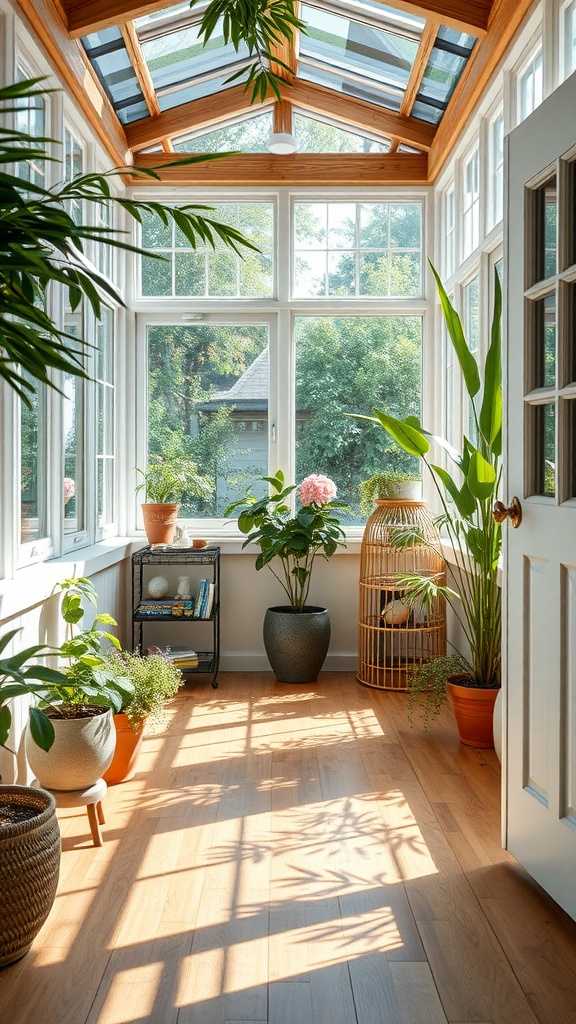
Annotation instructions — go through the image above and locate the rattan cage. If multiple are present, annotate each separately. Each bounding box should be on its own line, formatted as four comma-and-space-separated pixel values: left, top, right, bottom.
358, 500, 446, 691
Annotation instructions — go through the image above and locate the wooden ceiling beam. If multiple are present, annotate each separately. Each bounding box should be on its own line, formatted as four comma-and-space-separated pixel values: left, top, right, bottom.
17, 0, 132, 167
120, 21, 160, 116
369, 0, 491, 36
289, 80, 436, 150
125, 85, 274, 150
64, 0, 179, 38
126, 152, 429, 185
63, 0, 492, 42
428, 0, 535, 180
400, 21, 439, 117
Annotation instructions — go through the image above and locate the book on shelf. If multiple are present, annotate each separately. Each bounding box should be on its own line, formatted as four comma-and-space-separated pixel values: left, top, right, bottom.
159, 644, 199, 669
194, 579, 215, 619
136, 600, 195, 618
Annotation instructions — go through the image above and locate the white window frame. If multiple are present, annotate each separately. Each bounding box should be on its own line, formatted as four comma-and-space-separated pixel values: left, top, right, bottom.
515, 44, 544, 126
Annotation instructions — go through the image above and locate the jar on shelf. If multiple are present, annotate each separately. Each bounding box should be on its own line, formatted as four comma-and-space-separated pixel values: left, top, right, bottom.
358, 500, 446, 691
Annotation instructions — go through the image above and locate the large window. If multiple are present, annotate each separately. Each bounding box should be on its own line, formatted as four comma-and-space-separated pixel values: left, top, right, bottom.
462, 145, 479, 260
20, 376, 49, 556
293, 201, 422, 298
96, 308, 116, 531
517, 48, 543, 123
146, 322, 270, 517
294, 316, 422, 521
487, 107, 504, 231
140, 203, 274, 298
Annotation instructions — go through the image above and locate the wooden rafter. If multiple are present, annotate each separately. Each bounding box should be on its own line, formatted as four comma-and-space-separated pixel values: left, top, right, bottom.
120, 21, 160, 116
125, 152, 429, 185
369, 0, 491, 36
289, 80, 436, 150
17, 0, 131, 166
273, 101, 293, 135
400, 21, 439, 117
427, 0, 535, 180
63, 0, 493, 39
125, 85, 274, 151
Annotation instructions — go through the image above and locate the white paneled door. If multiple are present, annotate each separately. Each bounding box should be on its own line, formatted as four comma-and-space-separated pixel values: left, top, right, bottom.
505, 73, 576, 920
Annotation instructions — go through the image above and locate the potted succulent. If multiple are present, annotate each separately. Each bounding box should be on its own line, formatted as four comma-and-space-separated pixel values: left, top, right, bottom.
101, 650, 185, 784
136, 453, 213, 546
23, 577, 134, 789
359, 470, 422, 514
226, 471, 348, 682
359, 263, 502, 747
0, 629, 66, 965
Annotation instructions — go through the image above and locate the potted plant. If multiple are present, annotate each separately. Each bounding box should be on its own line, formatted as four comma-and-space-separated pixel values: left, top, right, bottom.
226, 471, 347, 682
23, 577, 134, 789
101, 650, 185, 784
0, 629, 66, 965
358, 263, 502, 747
136, 453, 213, 546
359, 470, 422, 514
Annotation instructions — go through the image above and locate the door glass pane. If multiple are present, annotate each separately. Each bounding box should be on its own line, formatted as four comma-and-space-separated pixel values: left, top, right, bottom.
147, 324, 269, 517
294, 316, 422, 524
529, 402, 556, 497
531, 293, 556, 390
544, 181, 557, 278
568, 398, 576, 499
528, 176, 557, 286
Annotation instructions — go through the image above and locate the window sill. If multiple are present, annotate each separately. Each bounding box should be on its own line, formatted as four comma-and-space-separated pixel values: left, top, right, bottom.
0, 538, 144, 625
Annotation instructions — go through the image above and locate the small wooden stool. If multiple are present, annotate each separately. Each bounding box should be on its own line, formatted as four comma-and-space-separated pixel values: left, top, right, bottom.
32, 778, 107, 846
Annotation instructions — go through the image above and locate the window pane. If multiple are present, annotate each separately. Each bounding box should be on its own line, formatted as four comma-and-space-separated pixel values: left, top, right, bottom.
16, 66, 46, 187
462, 147, 479, 259
530, 294, 556, 391
21, 376, 48, 545
64, 129, 84, 225
488, 109, 504, 230
294, 316, 422, 524
147, 324, 269, 516
293, 201, 422, 298
63, 314, 86, 535
529, 402, 556, 497
173, 112, 273, 153
96, 308, 115, 527
519, 50, 543, 122
293, 113, 389, 153
565, 0, 576, 78
140, 203, 274, 298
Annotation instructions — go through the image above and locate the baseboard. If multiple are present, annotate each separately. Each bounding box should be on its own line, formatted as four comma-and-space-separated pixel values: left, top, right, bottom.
218, 653, 358, 673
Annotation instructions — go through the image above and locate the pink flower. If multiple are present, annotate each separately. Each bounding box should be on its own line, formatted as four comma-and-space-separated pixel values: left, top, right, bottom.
298, 474, 337, 507
63, 477, 75, 505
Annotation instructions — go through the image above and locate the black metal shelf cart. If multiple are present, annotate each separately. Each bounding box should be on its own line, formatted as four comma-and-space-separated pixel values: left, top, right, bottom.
131, 546, 220, 688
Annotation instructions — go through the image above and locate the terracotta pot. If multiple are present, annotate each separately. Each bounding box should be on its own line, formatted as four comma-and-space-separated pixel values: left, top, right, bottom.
141, 503, 180, 545
25, 706, 115, 791
447, 676, 499, 748
103, 714, 145, 784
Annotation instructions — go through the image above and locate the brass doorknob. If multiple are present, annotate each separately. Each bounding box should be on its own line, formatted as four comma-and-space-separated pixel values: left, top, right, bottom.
493, 497, 522, 528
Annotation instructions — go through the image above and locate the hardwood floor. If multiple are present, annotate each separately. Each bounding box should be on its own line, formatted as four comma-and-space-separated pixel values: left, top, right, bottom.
3, 672, 576, 1023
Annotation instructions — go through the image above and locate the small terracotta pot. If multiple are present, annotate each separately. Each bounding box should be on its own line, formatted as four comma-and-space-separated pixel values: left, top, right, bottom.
103, 714, 145, 785
447, 676, 499, 748
141, 503, 180, 545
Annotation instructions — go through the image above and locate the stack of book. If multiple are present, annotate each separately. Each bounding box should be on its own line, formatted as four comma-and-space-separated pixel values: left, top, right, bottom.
163, 645, 199, 670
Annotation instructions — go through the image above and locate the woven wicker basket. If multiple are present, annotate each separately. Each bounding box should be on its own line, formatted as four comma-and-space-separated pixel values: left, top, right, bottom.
0, 785, 61, 966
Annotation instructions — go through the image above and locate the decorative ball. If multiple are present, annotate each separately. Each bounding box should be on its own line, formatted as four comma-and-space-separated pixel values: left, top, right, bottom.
381, 598, 410, 626
147, 576, 170, 599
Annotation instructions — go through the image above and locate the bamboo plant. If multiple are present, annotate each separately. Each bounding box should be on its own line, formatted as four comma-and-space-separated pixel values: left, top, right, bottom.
357, 262, 503, 691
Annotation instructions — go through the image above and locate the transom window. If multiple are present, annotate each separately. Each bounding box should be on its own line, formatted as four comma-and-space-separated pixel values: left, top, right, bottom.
293, 200, 422, 297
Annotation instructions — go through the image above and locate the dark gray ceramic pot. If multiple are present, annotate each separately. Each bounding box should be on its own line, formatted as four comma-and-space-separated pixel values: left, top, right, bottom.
263, 605, 331, 683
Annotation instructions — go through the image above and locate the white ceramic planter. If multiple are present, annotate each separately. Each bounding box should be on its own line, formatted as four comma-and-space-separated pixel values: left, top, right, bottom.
25, 707, 116, 791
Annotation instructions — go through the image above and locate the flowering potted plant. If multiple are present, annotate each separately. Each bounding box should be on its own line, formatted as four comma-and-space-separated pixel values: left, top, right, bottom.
226, 470, 347, 682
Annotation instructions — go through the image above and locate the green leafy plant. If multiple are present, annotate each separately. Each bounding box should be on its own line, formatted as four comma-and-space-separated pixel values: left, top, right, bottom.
359, 470, 421, 515
101, 651, 185, 732
191, 0, 306, 102
226, 470, 347, 610
0, 578, 133, 753
356, 262, 502, 691
0, 630, 68, 754
406, 654, 469, 727
0, 78, 257, 403
136, 454, 213, 504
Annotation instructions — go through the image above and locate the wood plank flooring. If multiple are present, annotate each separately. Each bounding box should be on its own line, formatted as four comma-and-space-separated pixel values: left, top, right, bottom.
3, 672, 576, 1023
